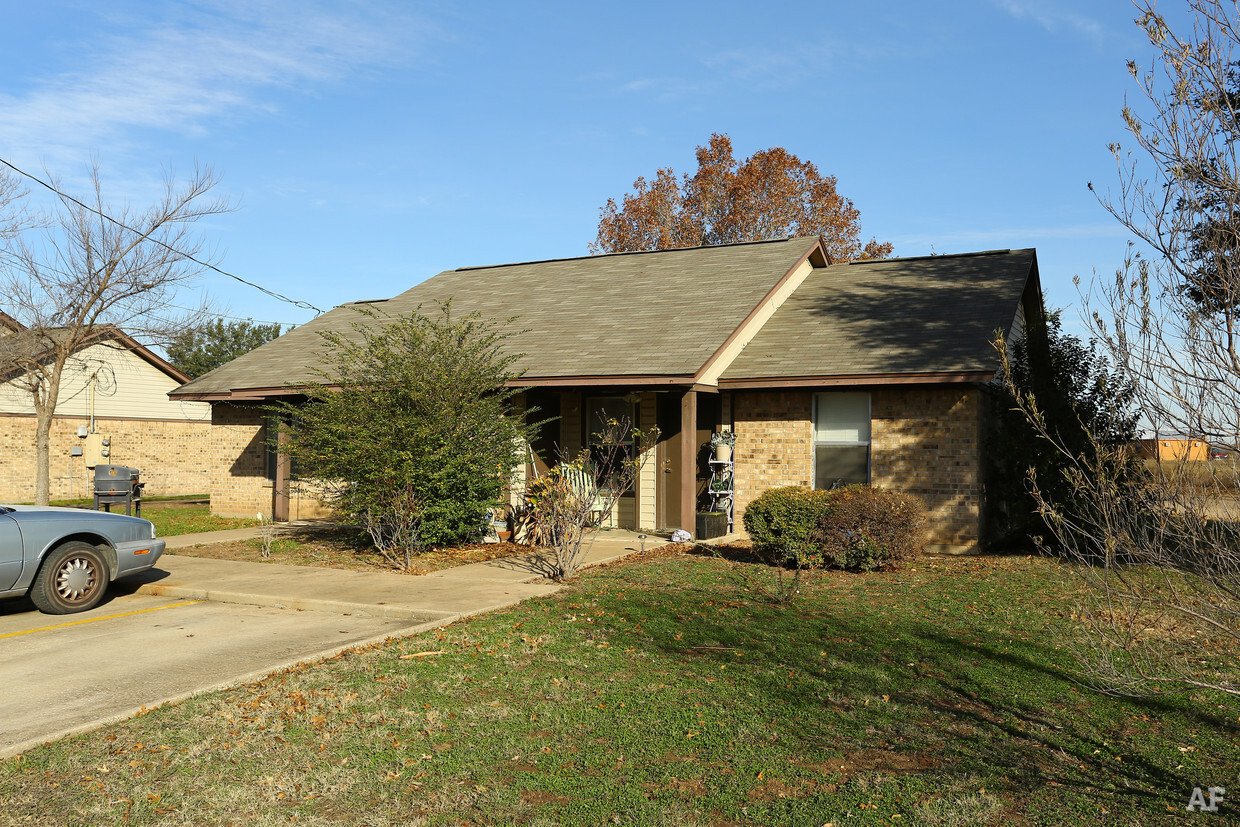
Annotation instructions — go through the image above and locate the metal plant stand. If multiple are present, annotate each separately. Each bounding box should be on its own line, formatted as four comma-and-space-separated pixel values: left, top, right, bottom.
707, 454, 735, 533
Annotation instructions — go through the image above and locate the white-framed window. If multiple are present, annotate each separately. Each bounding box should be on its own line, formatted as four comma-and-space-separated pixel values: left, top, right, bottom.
584, 396, 636, 483
813, 392, 870, 488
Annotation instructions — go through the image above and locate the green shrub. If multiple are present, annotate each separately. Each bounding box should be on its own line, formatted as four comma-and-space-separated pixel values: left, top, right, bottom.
743, 485, 926, 572
742, 486, 833, 567
815, 485, 926, 571
275, 305, 533, 554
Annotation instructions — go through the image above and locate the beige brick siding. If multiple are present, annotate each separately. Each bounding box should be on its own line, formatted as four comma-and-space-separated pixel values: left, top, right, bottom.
870, 387, 983, 551
0, 413, 211, 502
732, 386, 984, 551
207, 404, 268, 516
207, 404, 332, 521
732, 391, 814, 519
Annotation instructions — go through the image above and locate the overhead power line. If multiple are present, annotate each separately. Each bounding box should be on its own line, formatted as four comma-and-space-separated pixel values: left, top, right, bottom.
0, 248, 298, 328
0, 156, 324, 314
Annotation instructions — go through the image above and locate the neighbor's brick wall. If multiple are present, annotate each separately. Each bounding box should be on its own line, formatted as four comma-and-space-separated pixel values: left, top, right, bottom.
208, 403, 331, 521
0, 413, 211, 502
731, 387, 984, 551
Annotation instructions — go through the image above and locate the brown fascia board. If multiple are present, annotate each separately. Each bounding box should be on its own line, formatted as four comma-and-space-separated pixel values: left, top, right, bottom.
3, 324, 193, 385
718, 371, 998, 389
691, 237, 828, 384
0, 311, 25, 332
172, 385, 317, 402
177, 374, 714, 402
96, 327, 193, 385
504, 375, 699, 388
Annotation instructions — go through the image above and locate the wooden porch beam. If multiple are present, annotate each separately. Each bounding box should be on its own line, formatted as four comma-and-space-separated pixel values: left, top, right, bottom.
680, 389, 697, 536
273, 424, 290, 522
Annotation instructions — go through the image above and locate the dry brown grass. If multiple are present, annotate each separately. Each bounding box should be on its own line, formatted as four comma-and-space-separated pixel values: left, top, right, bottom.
175, 524, 525, 575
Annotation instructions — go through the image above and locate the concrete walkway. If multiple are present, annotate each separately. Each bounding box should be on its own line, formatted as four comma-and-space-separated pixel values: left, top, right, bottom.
136, 529, 663, 621
164, 525, 269, 549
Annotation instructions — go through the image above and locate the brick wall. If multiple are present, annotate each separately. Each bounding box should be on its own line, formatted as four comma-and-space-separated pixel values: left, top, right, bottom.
732, 391, 814, 520
0, 413, 211, 502
870, 387, 983, 551
208, 403, 332, 521
208, 403, 268, 517
731, 386, 984, 552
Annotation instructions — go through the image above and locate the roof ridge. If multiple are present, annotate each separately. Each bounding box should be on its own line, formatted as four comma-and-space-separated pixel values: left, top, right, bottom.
846, 249, 1026, 266
455, 235, 816, 272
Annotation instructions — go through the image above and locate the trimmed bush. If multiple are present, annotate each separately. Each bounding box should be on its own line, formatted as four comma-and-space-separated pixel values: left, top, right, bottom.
743, 485, 926, 572
742, 486, 833, 567
815, 485, 926, 571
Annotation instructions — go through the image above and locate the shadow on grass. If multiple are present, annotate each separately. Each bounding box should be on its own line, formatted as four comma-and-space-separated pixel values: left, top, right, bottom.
592, 556, 1236, 810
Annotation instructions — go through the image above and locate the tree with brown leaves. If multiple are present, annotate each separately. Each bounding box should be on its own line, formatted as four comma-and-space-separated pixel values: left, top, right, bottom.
591, 133, 892, 260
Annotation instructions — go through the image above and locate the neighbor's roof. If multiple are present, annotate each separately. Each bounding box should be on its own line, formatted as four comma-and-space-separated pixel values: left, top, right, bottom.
172, 236, 824, 397
720, 249, 1036, 383
171, 238, 1038, 399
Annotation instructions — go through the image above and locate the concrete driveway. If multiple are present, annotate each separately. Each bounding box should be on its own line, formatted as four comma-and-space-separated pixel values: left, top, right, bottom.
0, 588, 421, 758
0, 528, 657, 759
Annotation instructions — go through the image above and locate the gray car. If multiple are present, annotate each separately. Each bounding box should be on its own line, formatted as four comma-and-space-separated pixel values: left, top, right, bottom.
0, 506, 166, 614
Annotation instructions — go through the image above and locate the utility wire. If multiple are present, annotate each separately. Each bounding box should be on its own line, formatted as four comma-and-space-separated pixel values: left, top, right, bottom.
0, 248, 298, 327
0, 156, 324, 314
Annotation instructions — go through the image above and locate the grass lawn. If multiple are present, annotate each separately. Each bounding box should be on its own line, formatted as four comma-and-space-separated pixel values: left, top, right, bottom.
176, 526, 527, 575
2, 552, 1236, 826
38, 497, 258, 538
138, 502, 258, 537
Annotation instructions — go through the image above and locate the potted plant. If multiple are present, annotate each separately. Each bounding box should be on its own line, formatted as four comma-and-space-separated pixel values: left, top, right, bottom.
710, 430, 735, 463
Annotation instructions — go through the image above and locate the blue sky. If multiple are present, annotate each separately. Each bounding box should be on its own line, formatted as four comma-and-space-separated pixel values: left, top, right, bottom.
0, 1, 1171, 332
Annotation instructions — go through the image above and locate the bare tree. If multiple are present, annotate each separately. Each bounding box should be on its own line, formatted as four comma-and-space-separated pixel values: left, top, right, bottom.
513, 417, 657, 580
0, 164, 228, 504
1021, 1, 1240, 696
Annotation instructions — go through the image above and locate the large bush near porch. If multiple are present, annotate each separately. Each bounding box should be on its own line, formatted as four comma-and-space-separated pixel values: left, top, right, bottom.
742, 486, 832, 567
274, 306, 534, 554
745, 485, 925, 571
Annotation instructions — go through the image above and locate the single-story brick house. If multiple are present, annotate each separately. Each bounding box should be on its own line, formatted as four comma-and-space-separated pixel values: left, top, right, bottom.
0, 314, 213, 501
171, 236, 1047, 552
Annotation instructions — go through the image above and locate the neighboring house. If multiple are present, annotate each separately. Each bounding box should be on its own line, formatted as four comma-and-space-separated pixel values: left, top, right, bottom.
1134, 437, 1210, 462
171, 236, 1047, 552
0, 315, 212, 501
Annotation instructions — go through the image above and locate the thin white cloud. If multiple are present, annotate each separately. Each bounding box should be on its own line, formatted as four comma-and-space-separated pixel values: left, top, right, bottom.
994, 0, 1106, 40
0, 1, 429, 172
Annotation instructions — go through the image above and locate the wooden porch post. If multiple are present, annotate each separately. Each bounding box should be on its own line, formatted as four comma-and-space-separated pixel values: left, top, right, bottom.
273, 423, 290, 522
680, 389, 697, 535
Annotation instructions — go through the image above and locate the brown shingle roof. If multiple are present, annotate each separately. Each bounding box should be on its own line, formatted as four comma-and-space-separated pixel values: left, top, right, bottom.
172, 236, 823, 397
720, 249, 1035, 381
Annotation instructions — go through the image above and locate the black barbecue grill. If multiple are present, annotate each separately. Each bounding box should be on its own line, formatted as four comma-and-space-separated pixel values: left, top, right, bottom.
93, 464, 143, 516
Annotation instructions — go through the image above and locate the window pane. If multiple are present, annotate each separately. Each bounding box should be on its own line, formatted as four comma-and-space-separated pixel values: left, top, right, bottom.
814, 392, 870, 443
815, 445, 869, 488
586, 397, 634, 443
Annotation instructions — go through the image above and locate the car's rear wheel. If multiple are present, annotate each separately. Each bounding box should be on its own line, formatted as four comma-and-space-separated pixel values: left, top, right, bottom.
29, 542, 109, 614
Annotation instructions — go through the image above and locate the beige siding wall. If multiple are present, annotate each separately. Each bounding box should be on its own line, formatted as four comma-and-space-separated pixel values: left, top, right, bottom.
637, 392, 657, 530
0, 342, 210, 422
731, 386, 984, 552
0, 413, 211, 501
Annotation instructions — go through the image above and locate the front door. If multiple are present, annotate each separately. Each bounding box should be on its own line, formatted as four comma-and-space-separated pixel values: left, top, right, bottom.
654, 392, 723, 532
656, 395, 683, 531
